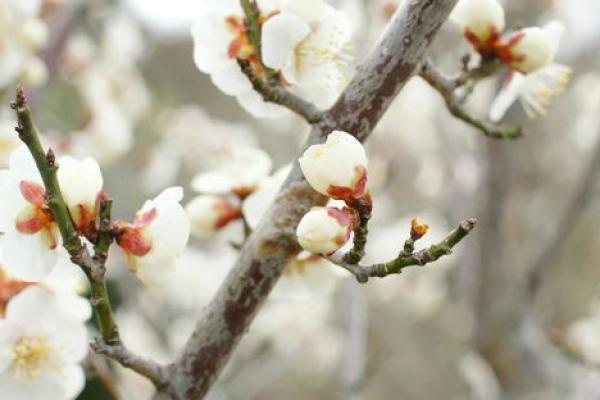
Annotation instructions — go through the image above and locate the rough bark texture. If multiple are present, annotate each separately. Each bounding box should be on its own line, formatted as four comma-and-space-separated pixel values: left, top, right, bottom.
160, 1, 458, 398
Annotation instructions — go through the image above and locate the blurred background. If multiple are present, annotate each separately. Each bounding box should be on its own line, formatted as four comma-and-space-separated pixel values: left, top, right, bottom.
2, 0, 600, 398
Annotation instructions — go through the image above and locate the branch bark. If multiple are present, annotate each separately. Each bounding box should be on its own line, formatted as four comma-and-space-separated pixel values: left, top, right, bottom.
163, 1, 460, 398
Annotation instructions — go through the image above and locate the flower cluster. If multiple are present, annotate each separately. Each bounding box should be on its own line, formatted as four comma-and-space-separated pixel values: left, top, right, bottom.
450, 0, 572, 120
191, 0, 353, 118
296, 130, 369, 255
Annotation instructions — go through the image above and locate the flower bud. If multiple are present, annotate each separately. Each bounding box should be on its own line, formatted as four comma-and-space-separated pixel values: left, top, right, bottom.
299, 130, 368, 200
501, 27, 554, 74
185, 195, 241, 238
450, 0, 505, 46
296, 207, 353, 255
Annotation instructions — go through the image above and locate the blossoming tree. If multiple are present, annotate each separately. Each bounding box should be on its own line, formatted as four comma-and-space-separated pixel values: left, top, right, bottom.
0, 0, 585, 399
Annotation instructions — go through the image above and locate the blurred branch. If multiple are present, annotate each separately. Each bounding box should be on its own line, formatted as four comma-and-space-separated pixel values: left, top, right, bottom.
11, 86, 172, 393
419, 59, 522, 140
327, 218, 477, 283
166, 1, 462, 398
527, 130, 600, 297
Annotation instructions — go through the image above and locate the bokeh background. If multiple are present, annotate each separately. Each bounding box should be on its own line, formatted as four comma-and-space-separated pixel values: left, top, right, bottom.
2, 0, 600, 398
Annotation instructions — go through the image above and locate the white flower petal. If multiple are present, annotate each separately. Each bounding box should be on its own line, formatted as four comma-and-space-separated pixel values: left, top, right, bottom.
262, 13, 310, 70
210, 59, 252, 96
1, 231, 59, 281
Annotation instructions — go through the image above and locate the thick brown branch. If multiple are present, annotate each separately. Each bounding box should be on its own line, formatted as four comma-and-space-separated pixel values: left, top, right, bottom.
419, 60, 523, 140
328, 218, 477, 283
165, 1, 461, 399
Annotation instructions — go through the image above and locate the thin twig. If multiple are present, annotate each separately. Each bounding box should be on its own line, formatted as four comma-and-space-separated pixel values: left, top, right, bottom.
237, 60, 322, 122
419, 60, 522, 140
328, 218, 477, 283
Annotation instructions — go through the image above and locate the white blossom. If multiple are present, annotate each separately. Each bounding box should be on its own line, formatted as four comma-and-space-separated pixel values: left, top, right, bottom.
299, 130, 367, 199
450, 0, 505, 45
502, 27, 554, 74
191, 0, 353, 117
115, 187, 190, 287
57, 156, 104, 237
0, 283, 90, 400
296, 207, 353, 255
261, 0, 353, 108
242, 164, 291, 229
185, 195, 241, 238
489, 21, 572, 121
0, 147, 62, 280
191, 145, 272, 195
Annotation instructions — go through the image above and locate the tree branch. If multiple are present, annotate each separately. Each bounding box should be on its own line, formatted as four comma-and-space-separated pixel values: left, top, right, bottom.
11, 86, 172, 393
419, 59, 523, 139
237, 59, 322, 122
328, 218, 477, 283
165, 1, 462, 398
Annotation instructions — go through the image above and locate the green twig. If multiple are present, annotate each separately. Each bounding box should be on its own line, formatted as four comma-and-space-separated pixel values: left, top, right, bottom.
328, 218, 477, 282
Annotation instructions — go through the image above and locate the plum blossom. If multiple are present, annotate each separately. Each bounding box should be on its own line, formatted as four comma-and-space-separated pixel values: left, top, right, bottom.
274, 252, 345, 299
242, 164, 291, 229
0, 282, 90, 400
191, 145, 272, 196
260, 0, 353, 108
114, 187, 190, 287
0, 147, 61, 280
57, 156, 103, 238
185, 195, 241, 239
296, 206, 353, 255
489, 21, 572, 121
0, 147, 105, 280
449, 0, 505, 52
299, 130, 368, 200
498, 27, 554, 74
191, 0, 353, 117
451, 0, 556, 75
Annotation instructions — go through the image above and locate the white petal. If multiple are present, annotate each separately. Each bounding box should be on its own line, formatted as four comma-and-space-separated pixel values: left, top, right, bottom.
210, 59, 252, 96
191, 16, 232, 74
62, 364, 86, 400
262, 13, 310, 70
488, 73, 526, 122
281, 0, 334, 22
1, 231, 59, 281
242, 164, 291, 229
135, 255, 177, 288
